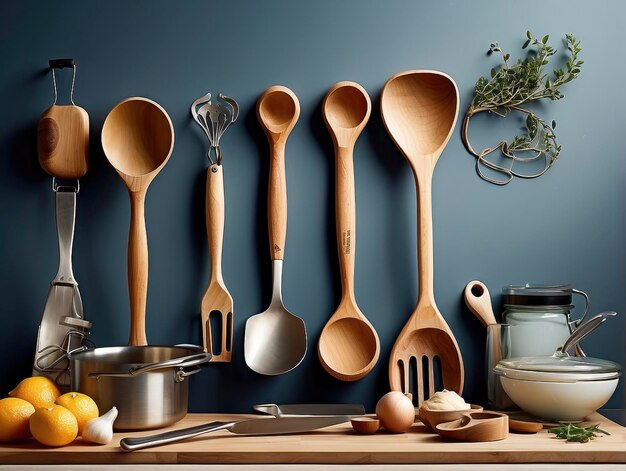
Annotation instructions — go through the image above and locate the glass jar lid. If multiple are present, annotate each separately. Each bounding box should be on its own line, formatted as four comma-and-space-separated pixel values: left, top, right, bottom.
499, 355, 620, 373
495, 354, 621, 382
502, 284, 573, 306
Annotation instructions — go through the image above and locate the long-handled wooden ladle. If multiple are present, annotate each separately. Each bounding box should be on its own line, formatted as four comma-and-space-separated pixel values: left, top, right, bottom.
318, 81, 380, 381
102, 97, 174, 346
381, 70, 464, 405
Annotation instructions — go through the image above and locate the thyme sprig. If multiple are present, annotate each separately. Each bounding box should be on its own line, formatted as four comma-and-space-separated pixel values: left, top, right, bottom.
548, 424, 610, 443
462, 32, 583, 185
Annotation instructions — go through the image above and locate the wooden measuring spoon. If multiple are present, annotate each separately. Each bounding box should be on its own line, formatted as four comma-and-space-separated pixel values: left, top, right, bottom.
381, 70, 464, 405
435, 411, 508, 441
101, 97, 174, 346
464, 280, 497, 327
244, 86, 307, 375
318, 81, 380, 381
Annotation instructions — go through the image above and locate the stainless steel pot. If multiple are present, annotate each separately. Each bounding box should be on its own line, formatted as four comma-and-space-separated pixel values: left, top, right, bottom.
69, 345, 211, 430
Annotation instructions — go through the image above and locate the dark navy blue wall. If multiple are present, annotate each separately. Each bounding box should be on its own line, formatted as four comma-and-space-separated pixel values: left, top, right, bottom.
1, 0, 624, 412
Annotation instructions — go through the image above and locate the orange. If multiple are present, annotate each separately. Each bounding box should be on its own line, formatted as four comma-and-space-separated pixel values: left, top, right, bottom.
56, 392, 99, 435
0, 397, 36, 442
29, 405, 78, 447
9, 376, 61, 409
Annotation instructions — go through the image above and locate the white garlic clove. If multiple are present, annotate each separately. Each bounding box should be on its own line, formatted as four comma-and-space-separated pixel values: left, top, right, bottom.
82, 406, 118, 445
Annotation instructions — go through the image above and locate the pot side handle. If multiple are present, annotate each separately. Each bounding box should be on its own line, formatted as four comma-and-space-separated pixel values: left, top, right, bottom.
88, 352, 211, 378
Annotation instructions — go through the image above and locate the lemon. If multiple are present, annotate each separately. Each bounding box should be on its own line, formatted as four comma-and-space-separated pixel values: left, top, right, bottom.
0, 397, 36, 442
9, 376, 61, 409
29, 405, 78, 447
56, 392, 99, 435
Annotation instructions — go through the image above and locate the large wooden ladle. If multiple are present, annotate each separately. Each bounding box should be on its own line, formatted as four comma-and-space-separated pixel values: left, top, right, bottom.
381, 71, 464, 404
318, 81, 380, 381
101, 97, 174, 346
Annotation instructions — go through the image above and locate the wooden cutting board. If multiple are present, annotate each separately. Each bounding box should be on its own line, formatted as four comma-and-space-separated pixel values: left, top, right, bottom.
0, 412, 624, 465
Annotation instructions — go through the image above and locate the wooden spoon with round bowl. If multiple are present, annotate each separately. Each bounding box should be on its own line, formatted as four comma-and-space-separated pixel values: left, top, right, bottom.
318, 81, 380, 381
381, 70, 464, 404
101, 97, 174, 346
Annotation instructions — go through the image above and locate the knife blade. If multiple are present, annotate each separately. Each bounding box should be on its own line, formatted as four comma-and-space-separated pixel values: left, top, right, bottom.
253, 403, 365, 417
121, 415, 350, 451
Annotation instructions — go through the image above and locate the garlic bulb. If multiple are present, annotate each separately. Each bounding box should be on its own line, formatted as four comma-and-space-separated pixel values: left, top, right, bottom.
82, 406, 118, 444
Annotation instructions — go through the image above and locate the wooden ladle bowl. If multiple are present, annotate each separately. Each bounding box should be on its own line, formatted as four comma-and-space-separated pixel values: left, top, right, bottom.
257, 86, 300, 136
381, 72, 458, 160
101, 97, 174, 346
102, 98, 173, 186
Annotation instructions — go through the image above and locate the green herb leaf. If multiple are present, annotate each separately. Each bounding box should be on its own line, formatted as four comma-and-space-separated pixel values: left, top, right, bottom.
549, 424, 610, 443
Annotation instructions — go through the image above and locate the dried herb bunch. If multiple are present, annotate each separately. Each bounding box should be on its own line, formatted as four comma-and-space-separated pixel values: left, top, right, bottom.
462, 32, 583, 185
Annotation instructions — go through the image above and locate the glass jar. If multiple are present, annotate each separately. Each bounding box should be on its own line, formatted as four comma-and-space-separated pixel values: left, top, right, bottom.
502, 284, 589, 357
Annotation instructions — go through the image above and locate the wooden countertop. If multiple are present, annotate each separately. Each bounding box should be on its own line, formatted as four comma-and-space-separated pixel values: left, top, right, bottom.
0, 413, 624, 465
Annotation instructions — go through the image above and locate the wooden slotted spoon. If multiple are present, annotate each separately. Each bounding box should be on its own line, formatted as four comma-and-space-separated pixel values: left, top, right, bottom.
381, 70, 464, 405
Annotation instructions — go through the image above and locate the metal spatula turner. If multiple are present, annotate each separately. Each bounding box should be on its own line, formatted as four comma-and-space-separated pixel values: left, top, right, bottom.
191, 92, 238, 362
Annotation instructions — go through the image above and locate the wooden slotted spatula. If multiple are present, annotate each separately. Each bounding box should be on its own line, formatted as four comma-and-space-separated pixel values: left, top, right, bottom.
192, 92, 238, 361
381, 70, 464, 405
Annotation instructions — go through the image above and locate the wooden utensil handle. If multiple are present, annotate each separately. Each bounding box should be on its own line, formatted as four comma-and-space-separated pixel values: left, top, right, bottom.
268, 141, 287, 260
335, 145, 356, 297
415, 173, 435, 303
206, 164, 225, 281
464, 280, 497, 326
37, 105, 89, 179
128, 190, 148, 346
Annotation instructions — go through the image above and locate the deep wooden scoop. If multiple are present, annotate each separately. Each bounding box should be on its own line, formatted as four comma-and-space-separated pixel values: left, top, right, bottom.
318, 81, 380, 381
102, 97, 174, 345
381, 70, 464, 405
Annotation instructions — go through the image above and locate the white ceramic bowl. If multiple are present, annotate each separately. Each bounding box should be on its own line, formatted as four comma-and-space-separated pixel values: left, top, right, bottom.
499, 376, 619, 422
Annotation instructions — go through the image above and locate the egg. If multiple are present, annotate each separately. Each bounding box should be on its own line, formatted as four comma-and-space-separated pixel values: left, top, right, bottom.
375, 391, 415, 433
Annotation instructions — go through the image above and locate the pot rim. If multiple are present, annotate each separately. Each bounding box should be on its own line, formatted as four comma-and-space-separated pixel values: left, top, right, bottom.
69, 345, 211, 377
